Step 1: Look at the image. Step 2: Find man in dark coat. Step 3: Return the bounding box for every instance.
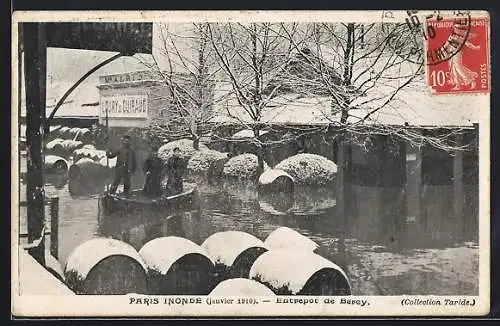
[107,135,137,195]
[142,144,164,197]
[165,147,185,195]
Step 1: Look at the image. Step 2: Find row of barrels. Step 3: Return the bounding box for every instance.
[49,126,94,144]
[62,227,351,296]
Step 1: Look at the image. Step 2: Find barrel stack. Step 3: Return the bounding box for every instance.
[59,226,350,296]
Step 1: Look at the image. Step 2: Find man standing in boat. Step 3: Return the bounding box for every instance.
[166,147,185,195]
[142,144,164,197]
[106,134,137,195]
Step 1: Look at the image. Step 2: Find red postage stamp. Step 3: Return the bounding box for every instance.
[425,15,490,94]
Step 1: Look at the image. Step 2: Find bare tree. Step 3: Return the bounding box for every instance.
[280,22,472,151]
[277,22,476,217]
[206,22,306,170]
[142,23,228,149]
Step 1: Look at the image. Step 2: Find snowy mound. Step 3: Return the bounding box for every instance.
[64,238,147,279]
[201,231,265,267]
[209,278,275,296]
[187,149,229,174]
[223,154,268,179]
[158,139,208,164]
[249,249,350,295]
[139,236,214,274]
[275,153,337,186]
[264,227,319,252]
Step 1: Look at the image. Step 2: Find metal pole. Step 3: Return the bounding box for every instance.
[49,197,59,260]
[23,23,47,265]
[44,52,124,136]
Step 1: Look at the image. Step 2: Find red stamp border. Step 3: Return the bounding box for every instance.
[425,15,490,95]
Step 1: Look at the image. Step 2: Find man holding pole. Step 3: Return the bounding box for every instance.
[106,134,137,195]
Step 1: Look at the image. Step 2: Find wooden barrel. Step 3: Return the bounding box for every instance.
[68,158,109,180]
[68,127,81,139]
[64,238,148,295]
[61,139,83,153]
[258,169,295,193]
[44,155,68,173]
[58,126,71,138]
[264,227,319,252]
[75,128,93,144]
[249,249,351,295]
[201,231,268,282]
[139,236,217,295]
[209,278,276,296]
[45,138,66,157]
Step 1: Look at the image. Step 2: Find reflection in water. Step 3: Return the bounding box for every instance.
[19,171,479,295]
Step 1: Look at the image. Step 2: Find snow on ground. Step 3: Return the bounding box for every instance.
[19,249,74,295]
[158,139,209,164]
[258,169,294,186]
[264,226,319,252]
[187,149,229,174]
[275,153,337,186]
[209,278,275,296]
[201,231,265,267]
[138,236,214,275]
[223,154,269,179]
[249,249,349,294]
[64,238,147,279]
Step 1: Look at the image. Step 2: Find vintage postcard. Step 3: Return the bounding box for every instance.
[11,10,490,317]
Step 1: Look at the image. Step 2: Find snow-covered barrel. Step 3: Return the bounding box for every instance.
[201,231,268,281]
[249,249,351,295]
[44,155,68,173]
[61,139,84,153]
[209,278,276,296]
[74,128,93,144]
[58,126,71,138]
[64,238,148,295]
[68,127,81,139]
[264,227,319,252]
[68,157,109,180]
[45,138,65,156]
[139,236,217,295]
[258,169,294,193]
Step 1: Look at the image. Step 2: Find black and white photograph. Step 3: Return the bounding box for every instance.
[11,10,490,317]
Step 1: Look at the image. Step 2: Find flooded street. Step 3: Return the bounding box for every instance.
[18,169,479,296]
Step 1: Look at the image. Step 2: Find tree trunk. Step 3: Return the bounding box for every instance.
[193,136,200,150]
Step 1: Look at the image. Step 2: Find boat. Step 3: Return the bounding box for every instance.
[98,182,199,216]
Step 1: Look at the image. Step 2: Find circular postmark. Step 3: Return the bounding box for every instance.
[425,14,471,66]
[380,11,472,66]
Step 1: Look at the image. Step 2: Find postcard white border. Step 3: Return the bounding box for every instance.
[11,10,491,317]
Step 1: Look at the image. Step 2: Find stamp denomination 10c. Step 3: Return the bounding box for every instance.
[426,16,490,94]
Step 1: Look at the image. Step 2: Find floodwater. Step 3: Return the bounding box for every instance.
[18,166,479,296]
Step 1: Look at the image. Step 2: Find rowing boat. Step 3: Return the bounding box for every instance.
[98,182,199,215]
